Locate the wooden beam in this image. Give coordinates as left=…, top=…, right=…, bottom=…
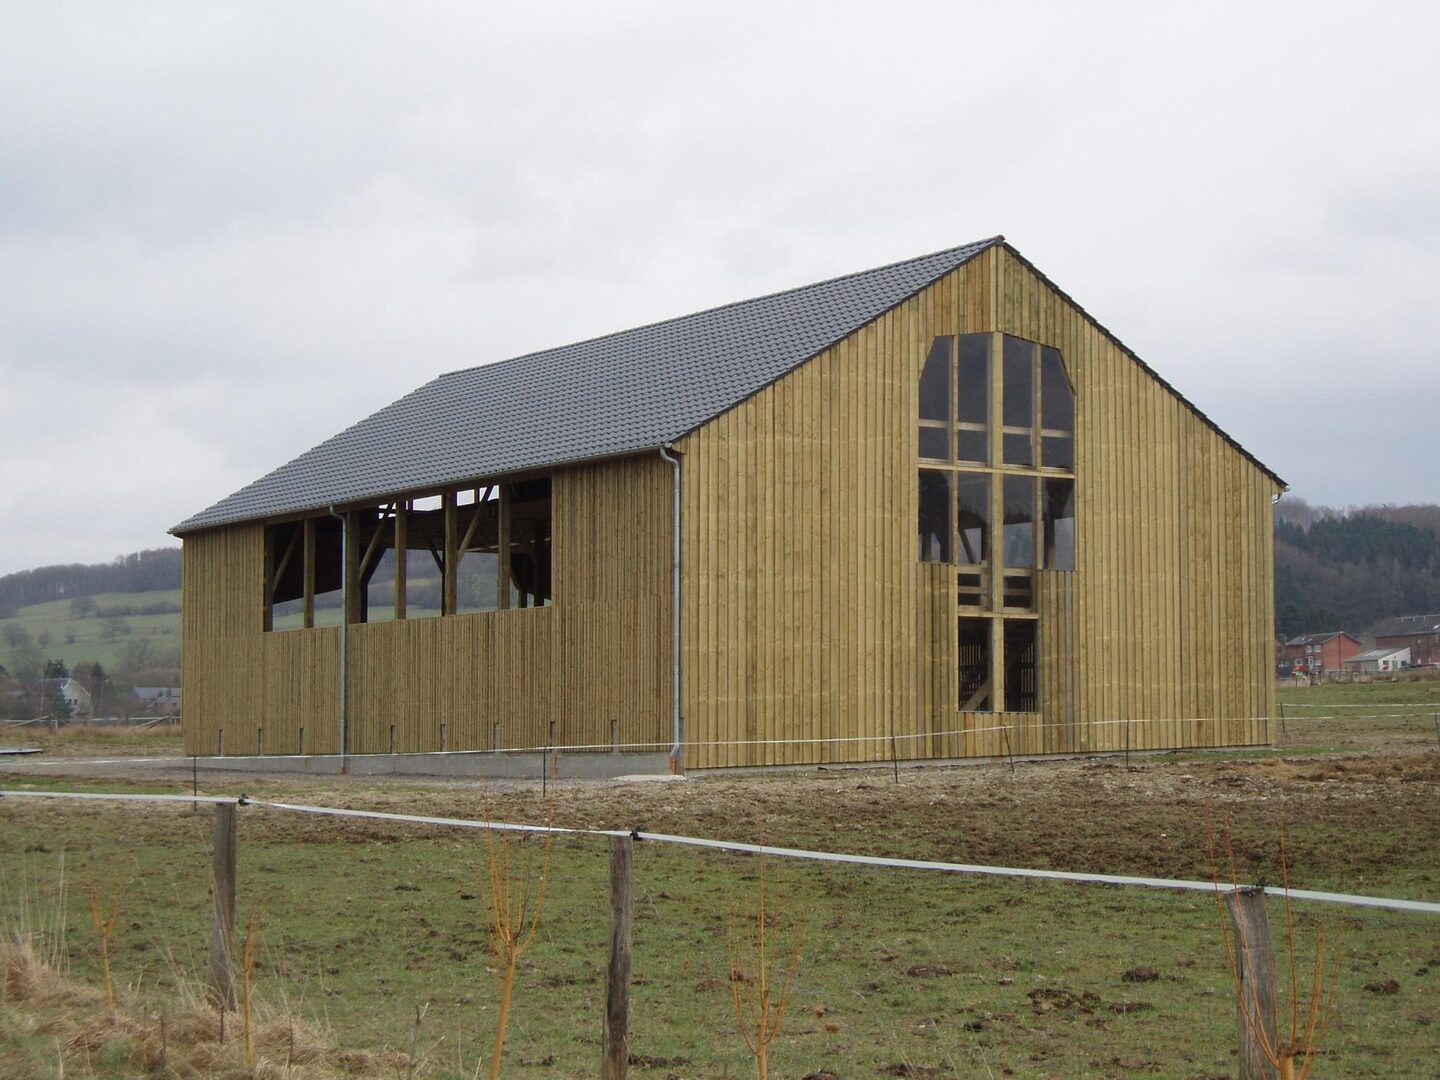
left=345, top=511, right=364, bottom=624
left=394, top=502, right=407, bottom=620
left=302, top=518, right=316, bottom=629
left=270, top=527, right=300, bottom=599
left=357, top=504, right=391, bottom=580
left=497, top=484, right=511, bottom=610
left=443, top=492, right=458, bottom=616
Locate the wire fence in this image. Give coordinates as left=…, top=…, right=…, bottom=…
left=2, top=785, right=1436, bottom=1076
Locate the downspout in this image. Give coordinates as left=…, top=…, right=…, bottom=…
left=327, top=505, right=348, bottom=774
left=658, top=446, right=683, bottom=772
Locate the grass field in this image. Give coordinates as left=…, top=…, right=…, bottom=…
left=2, top=592, right=183, bottom=671
left=2, top=699, right=1437, bottom=1078
left=0, top=592, right=454, bottom=672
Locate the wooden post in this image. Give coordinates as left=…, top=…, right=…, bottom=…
left=394, top=502, right=407, bottom=620
left=210, top=802, right=238, bottom=1010
left=603, top=835, right=633, bottom=1079
left=443, top=492, right=458, bottom=616
left=302, top=518, right=316, bottom=629
left=1225, top=887, right=1278, bottom=1080
left=497, top=484, right=511, bottom=611
left=344, top=511, right=363, bottom=624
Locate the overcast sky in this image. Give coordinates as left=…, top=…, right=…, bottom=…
left=2, top=2, right=1436, bottom=577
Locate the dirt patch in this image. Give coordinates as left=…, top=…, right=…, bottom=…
left=4, top=748, right=1437, bottom=894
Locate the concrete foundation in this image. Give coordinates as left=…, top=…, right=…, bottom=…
left=190, top=750, right=674, bottom=780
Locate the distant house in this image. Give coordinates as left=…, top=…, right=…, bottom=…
left=1372, top=614, right=1440, bottom=668
left=40, top=677, right=92, bottom=718
left=1279, top=631, right=1362, bottom=676
left=132, top=686, right=182, bottom=717
left=1344, top=646, right=1411, bottom=674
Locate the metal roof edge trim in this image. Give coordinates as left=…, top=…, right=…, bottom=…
left=996, top=243, right=1287, bottom=491
left=169, top=444, right=671, bottom=537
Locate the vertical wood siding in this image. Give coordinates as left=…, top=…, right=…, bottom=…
left=676, top=246, right=1277, bottom=767
left=182, top=457, right=672, bottom=757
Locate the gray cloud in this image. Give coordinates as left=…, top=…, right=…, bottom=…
left=2, top=1, right=1437, bottom=575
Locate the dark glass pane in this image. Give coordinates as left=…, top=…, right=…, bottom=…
left=955, top=473, right=990, bottom=565
left=956, top=334, right=990, bottom=425
left=919, top=337, right=952, bottom=422
left=366, top=548, right=398, bottom=622
left=1002, top=475, right=1036, bottom=568
left=1044, top=477, right=1076, bottom=571
left=918, top=469, right=951, bottom=562
left=1004, top=620, right=1038, bottom=712
left=1003, top=431, right=1034, bottom=466
left=958, top=617, right=991, bottom=712
left=957, top=571, right=986, bottom=607
left=1041, top=347, right=1074, bottom=432
left=919, top=426, right=949, bottom=461
left=1002, top=335, right=1034, bottom=428
left=1002, top=571, right=1034, bottom=610
left=956, top=427, right=988, bottom=464
left=1042, top=434, right=1073, bottom=470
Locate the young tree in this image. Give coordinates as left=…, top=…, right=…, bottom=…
left=117, top=638, right=155, bottom=681
left=46, top=680, right=72, bottom=720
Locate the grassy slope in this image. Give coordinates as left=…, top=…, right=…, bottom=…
left=3, top=591, right=181, bottom=671
left=1, top=593, right=449, bottom=671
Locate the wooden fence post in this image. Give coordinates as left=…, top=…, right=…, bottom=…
left=210, top=801, right=238, bottom=1010
left=603, top=835, right=633, bottom=1079
left=1224, top=886, right=1278, bottom=1080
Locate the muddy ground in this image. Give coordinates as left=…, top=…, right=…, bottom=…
left=4, top=741, right=1436, bottom=895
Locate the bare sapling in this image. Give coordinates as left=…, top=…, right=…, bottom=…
left=84, top=866, right=125, bottom=1012
left=480, top=801, right=554, bottom=1080
left=1207, top=805, right=1341, bottom=1080
left=728, top=811, right=804, bottom=1080
left=240, top=908, right=262, bottom=1069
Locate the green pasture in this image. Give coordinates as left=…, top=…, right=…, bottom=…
left=1, top=765, right=1436, bottom=1078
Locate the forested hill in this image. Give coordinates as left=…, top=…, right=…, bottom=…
left=1274, top=500, right=1440, bottom=637
left=0, top=548, right=181, bottom=616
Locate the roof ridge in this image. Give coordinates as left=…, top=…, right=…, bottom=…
left=436, top=235, right=1004, bottom=381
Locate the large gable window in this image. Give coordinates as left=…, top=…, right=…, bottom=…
left=917, top=332, right=1076, bottom=712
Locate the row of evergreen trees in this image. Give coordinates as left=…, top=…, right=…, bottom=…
left=0, top=548, right=181, bottom=616
left=1274, top=500, right=1440, bottom=637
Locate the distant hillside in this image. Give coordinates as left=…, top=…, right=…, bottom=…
left=1275, top=499, right=1440, bottom=638
left=0, top=547, right=181, bottom=617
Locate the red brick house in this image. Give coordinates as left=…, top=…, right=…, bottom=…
left=1280, top=631, right=1363, bottom=675
left=1373, top=614, right=1440, bottom=667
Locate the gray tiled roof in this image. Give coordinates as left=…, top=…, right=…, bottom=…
left=173, top=237, right=1002, bottom=533
left=1372, top=614, right=1440, bottom=638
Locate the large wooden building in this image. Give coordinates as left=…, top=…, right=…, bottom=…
left=175, top=237, right=1283, bottom=770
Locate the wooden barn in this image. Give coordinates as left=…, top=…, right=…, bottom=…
left=174, top=237, right=1284, bottom=772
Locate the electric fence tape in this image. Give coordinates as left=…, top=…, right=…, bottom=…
left=3, top=788, right=1437, bottom=916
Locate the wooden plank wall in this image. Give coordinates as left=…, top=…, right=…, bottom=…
left=676, top=245, right=1278, bottom=768
left=182, top=456, right=672, bottom=757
